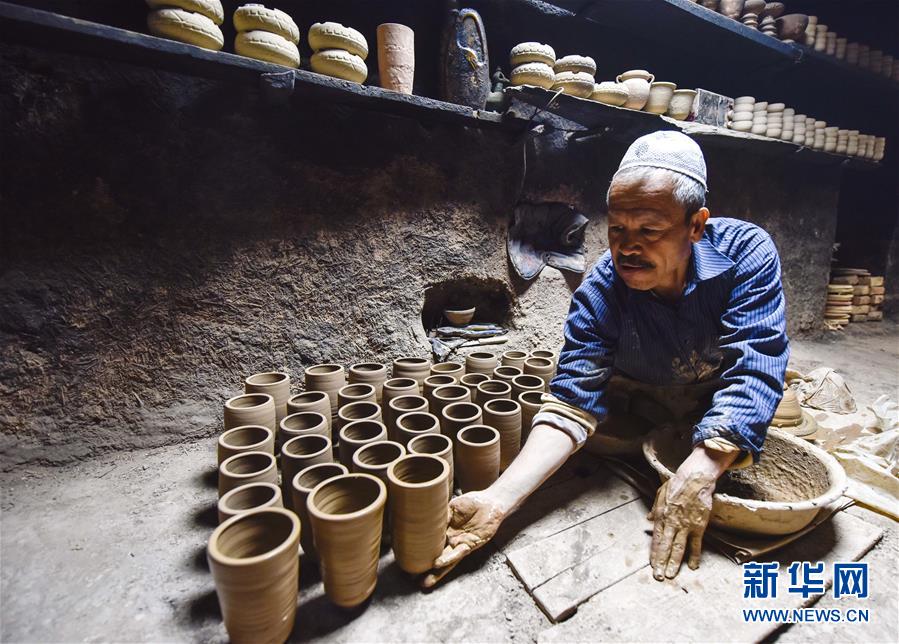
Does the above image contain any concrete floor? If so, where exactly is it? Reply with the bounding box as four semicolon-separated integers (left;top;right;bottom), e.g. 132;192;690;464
1;321;897;643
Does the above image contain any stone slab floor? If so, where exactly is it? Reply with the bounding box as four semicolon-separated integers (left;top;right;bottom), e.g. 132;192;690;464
2;321;897;643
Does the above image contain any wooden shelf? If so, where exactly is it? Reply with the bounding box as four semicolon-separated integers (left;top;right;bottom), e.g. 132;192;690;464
0;1;518;131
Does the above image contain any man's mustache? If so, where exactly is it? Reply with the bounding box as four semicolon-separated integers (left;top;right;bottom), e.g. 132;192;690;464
617;254;654;268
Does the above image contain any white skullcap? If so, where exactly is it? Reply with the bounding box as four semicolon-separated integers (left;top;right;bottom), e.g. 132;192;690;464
613;130;707;190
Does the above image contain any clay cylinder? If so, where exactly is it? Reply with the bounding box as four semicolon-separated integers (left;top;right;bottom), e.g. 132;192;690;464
279;411;329;445
476;379;512;405
207;508;300;644
492;365;522;382
281;434;333;508
431;384;471;428
218;425;275;465
523;357;554;391
352;440;407;482
386;394;429;442
304;364;346;422
530;350;557;369
392;357;431;393
348;362;388;402
287;391;332;439
382;378;419;409
224;393;276;433
337;401;382;433
339;420;388;467
217;481;283;524
337;383;377;409
423;375;456;407
430;362;465;381
377;23;415;94
408;433;454;498
460;372;489;398
395;411;441;447
510;374;545;400
483;398;523;470
307;474;386;608
218;451;278;497
465;351;498;376
441;401;483;442
455;424;501;492
501;350;528;369
291;462;348;558
244;372;291;423
387;455;450;574
518;390;544;442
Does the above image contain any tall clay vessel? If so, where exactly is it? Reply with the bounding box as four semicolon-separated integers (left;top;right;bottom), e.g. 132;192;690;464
439;1;490;109
523;357;554;390
440;401;483;441
377;23;415;94
423;375;456;406
483;398;522;470
387;454;450;574
307;473;387;608
348;362;388;402
386;394;429;442
431;384;471;429
304;364;346;422
476;379;511;405
408;433;454;498
337;383;377;409
465;351;498;375
244;372;291;423
460;373;489;398
279;411;329;444
381;378;419;408
501;350;528;369
455;424;500;492
518;390;543;442
287;391;332;438
510;374;544;399
337;401;382;432
290;462;347;557
224;393;276;433
492;366;521;382
395;411;441;447
339;420;388;467
217;425;274;465
218;451;278;497
208;508;301;644
430;361;465;380
281;434;333;509
217;482;283;524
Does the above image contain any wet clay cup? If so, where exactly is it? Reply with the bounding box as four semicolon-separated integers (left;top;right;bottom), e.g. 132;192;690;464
501;350;528;369
352;440;406;482
387;454;450;574
218;451;278;497
386;394;428;442
217;482;283;524
244;372;291;424
431;385;471;430
430;361;465;381
304;364;346;421
476;379;512;405
423;375;456;407
441;401;483;442
395;411;441;447
287;391;332;438
492;365;522;382
529;349;557;366
465;351;498;376
510;374;545;400
617;69;654;110
218;425;274;465
339;420;388;467
483;398;522;470
408;433;454;498
377;23;414;94
392;357;430;393
279;411;330;446
455;425;501;492
524;357;554;390
382;378;419;409
337;401;382;433
348;362;388;402
518;391;544;442
207;507;301;644
460;372;489;398
224;393;276;433
291;462;348;557
308;473;387;608
281;434;333;507
337;383;377;409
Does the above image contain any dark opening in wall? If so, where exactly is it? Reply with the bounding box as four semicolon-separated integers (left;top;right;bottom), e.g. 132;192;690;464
420;276;515;331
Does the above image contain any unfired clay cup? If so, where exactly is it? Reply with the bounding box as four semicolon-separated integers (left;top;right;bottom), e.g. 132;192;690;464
337;401;382;433
523;357;554;390
455;425;501;493
667;88;697;120
476;379;512;405
287;391;332;439
430;362;465;380
386;394;429;442
279;411;330;445
460;372;489;398
408;432;454;498
483;398;523;470
303;364;346;421
501;350;528;369
339;420;388;467
218;425;274;465
348;362;388;402
291;462;348;557
431;385;471;430
382;378;419;409
395;411;441;447
224;393;276;433
510;374;545;399
281;434;333;508
218;451;278;497
217;482;283;524
441;401;483;442
423;375;456;406
465;351;498;375
337;383;377;409
377;23;414;94
492;365;522;382
244;372;291;423
392;357;430;393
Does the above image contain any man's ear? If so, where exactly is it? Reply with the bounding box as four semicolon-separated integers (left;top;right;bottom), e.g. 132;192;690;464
689;207;710;242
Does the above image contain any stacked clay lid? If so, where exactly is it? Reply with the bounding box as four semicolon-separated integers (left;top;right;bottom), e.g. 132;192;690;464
308;22;369;84
825;281;854;326
233;3;301;68
770;387;817;439
146;0;225;51
552;54;596;99
509;42;556;90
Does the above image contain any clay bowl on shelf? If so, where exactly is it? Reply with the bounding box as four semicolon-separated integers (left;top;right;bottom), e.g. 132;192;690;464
444;307;475;326
643;428;846;536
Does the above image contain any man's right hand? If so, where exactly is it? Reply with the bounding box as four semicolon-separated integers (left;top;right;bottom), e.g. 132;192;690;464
421;491;506;588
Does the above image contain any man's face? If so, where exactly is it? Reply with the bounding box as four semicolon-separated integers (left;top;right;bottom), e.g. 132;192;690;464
607;171;708;296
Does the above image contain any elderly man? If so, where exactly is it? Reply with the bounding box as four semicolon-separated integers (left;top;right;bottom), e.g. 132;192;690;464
425;131;789;587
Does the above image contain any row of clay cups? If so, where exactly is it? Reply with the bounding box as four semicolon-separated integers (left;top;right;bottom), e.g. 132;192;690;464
811;21;897;79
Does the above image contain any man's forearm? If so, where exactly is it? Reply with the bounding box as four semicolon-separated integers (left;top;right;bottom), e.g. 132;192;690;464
485;424;578;516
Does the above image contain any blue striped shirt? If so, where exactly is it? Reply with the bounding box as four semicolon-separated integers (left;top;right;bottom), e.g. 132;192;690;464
550;217;789;459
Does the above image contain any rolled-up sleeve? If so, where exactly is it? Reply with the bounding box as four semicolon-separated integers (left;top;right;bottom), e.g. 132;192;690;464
693;240;789;461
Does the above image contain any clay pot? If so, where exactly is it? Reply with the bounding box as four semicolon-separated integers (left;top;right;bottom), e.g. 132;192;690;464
290;462;347;557
218;451;278;497
224;393;276;433
492;365;522;382
387;454;450;574
483;398;522;470
377;23;414;94
444;307;475;325
287;391;332;439
423;375;456;406
460;372;489;398
386;394;429;442
510;374;545;399
719;0;744;19
518;390;544;442
337;401;382;433
395;411;441;447
616;70;654;110
244;372;291;423
529;349;557;366
348;362;388;402
645;81;677;114
441;401;483;442
281;434;333;507
455;425;501;492
218;425;275;465
667;89;697;121
591;81;629;107
431;384;471;428
765;2;785;18
501;350;528;369
307;473;387;607
476;379;512;405
352;440;406;482
408;433;454;499
465;351;498;375
279;411;329;445
523;357;554;390
207;508;300;644
382;378;419;409
339;420;388;467
337;383;376;409
304;364;346;421
392;357;430;392
430;362;465;380
743;0;765;15
217;481;283;524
